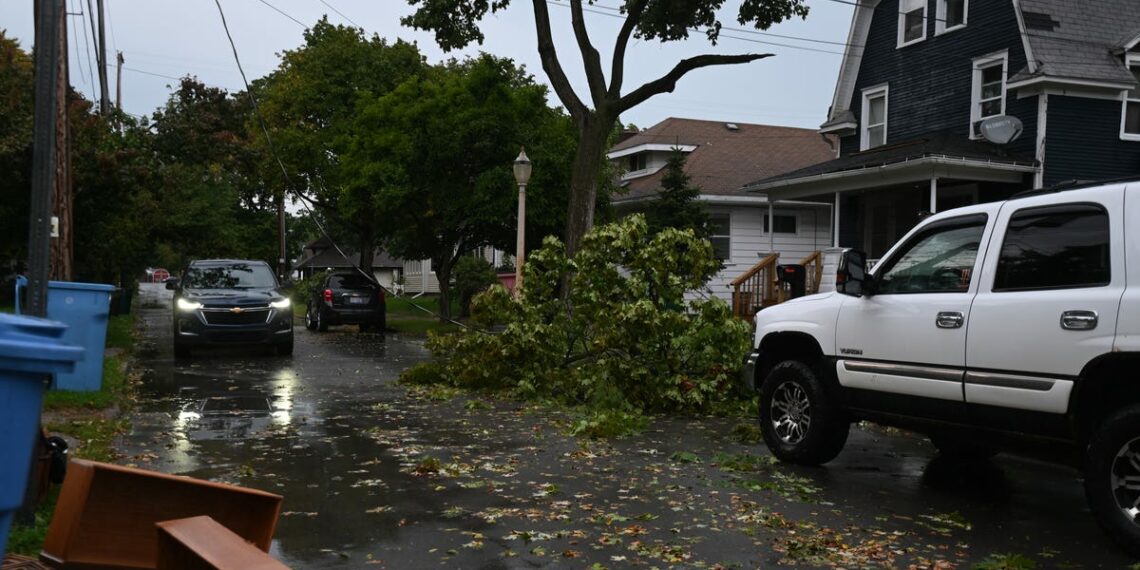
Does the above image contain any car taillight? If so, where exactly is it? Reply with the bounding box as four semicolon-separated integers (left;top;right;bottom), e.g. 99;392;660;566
378;289;385;303
323;289;332;303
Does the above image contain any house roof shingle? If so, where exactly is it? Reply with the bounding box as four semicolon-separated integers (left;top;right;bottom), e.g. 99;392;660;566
609;118;836;203
294;236;404;270
1013;0;1140;86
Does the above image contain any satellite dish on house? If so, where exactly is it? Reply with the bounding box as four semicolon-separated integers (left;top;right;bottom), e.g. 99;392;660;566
979;115;1024;144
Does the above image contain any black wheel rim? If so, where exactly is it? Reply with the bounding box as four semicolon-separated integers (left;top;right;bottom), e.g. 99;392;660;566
1111;436;1140;524
770;381;811;445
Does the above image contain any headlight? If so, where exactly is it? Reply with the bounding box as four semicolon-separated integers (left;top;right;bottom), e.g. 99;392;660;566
176;298;202;311
270;298;291;309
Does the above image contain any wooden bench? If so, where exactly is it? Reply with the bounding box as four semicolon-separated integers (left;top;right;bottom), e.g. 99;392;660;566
41;459;282;569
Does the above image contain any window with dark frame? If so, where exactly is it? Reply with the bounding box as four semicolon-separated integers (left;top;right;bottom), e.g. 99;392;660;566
994;205;1110;291
628;153;647;172
708;214;731;261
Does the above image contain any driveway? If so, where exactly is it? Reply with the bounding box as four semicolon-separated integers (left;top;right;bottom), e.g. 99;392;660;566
115;283;1135;568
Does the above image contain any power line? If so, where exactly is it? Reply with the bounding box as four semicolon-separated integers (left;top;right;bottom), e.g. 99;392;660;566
255;0;307;28
68;2;97;99
548;0;846;55
317;0;360;28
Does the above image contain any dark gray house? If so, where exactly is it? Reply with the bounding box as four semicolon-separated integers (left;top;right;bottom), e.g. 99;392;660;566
748;0;1140;257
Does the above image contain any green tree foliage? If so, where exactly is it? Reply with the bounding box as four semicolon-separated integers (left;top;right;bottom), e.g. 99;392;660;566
146;78;277;270
643;150;709;238
349;54;576;319
403;0;809;254
406;214;752;419
253;18;428;271
0;32;34;267
453;255;497;317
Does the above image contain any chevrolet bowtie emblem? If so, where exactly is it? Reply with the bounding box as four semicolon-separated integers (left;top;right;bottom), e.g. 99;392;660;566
229;307;244;313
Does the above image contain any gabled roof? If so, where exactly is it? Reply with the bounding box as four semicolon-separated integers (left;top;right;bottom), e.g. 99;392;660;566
1010;0;1140;86
822;0;1140;130
294;238;403;270
608;118;836;204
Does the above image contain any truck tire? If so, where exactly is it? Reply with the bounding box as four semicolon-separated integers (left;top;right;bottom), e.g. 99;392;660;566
759;360;849;465
1084;404;1140;557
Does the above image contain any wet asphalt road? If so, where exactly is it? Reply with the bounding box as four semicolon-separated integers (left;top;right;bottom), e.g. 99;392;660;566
115;283;1137;568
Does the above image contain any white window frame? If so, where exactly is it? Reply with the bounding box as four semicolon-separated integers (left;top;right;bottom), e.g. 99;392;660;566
935;0;967;35
861;84;889;151
708;213;732;261
1121;54;1140;142
970;51;1008;140
897;0;928;48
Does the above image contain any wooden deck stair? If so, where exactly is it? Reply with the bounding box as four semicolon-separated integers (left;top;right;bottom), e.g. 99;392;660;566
730;250;824;320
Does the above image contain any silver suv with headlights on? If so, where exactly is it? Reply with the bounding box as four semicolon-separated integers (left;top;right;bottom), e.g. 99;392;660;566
166;259;293;358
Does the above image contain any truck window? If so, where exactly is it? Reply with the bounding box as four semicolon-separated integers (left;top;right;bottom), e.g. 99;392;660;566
875;215;987;294
993;204;1110;291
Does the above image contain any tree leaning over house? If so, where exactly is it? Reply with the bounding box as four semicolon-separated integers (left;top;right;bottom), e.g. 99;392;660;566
403;0;809;254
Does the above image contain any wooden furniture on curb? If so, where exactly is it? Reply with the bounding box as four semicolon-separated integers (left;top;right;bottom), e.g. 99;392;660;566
40;459;282;569
155;517;289;570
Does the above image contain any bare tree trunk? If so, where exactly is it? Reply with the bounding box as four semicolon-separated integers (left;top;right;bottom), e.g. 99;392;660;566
356;225;375;275
564;112;613;255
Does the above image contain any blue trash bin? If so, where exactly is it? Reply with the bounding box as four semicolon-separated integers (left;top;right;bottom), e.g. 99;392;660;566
0;313;84;557
15;279;114;392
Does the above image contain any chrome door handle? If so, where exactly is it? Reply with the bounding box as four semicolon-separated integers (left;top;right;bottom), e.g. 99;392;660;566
936;311;964;329
1061;310;1098;331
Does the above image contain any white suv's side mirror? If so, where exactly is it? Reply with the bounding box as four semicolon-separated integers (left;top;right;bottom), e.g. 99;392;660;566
836;250;871;297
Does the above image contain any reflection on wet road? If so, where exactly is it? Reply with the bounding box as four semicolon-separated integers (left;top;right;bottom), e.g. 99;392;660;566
118;284;1136;568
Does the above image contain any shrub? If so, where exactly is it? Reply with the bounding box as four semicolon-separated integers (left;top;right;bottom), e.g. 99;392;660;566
411;214;752;417
292;270;329;305
453;256;498;317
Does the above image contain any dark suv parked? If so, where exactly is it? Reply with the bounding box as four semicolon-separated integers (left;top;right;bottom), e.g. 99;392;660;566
305;272;386;332
167;260;294;358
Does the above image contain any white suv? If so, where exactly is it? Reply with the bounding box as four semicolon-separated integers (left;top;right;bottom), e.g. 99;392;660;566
740;179;1140;554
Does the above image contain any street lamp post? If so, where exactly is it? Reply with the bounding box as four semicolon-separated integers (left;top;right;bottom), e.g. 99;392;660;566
513;148;532;297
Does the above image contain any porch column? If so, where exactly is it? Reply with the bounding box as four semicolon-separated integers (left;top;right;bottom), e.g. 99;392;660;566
929;177;939;214
767;202;775;254
833;192;840;248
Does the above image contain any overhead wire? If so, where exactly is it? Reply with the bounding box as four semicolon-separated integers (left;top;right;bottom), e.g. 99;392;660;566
211;0;472;329
68;1;97;100
317;0;361;28
255;0;307;28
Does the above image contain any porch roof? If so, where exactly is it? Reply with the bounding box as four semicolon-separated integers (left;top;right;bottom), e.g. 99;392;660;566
745;132;1038;201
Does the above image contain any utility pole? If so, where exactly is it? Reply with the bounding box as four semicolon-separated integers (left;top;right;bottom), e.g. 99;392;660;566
28;0;63;314
50;0;73;281
95;0;109;114
277;192;286;280
115;51;123;110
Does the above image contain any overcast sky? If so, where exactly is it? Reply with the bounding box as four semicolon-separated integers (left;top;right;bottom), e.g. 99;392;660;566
0;0;853;130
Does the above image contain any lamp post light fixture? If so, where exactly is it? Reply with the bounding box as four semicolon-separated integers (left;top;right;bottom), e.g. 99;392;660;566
513;148;532;296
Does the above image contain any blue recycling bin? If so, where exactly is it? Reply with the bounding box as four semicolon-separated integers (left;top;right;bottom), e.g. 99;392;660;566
0;313;84;557
15;279;114;391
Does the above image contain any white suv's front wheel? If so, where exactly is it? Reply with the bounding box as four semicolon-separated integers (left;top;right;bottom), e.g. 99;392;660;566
1085;404;1140;557
759;360;849;466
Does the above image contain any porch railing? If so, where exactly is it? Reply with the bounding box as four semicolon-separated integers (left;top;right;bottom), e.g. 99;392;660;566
800;250;824;296
730;253;780;320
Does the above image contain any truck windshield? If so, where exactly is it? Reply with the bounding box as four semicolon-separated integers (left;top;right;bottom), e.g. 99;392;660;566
184;264;277;289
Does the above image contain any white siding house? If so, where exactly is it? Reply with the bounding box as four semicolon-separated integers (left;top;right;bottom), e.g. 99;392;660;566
608;118;838;303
